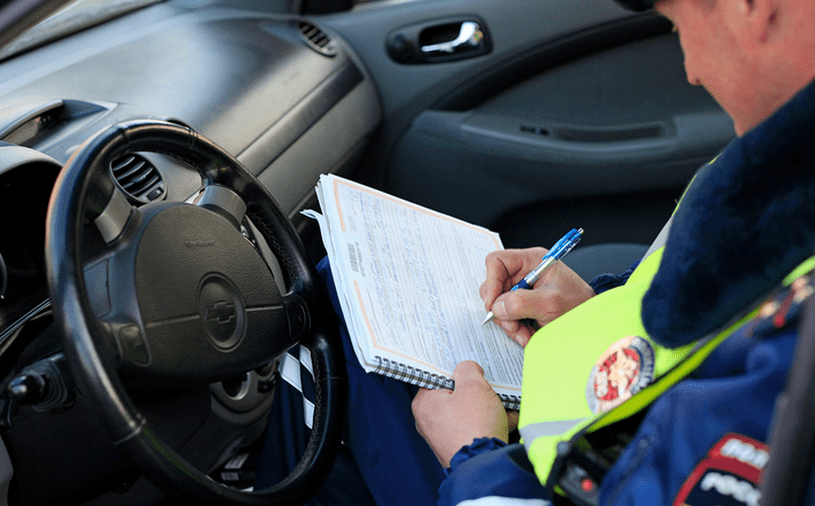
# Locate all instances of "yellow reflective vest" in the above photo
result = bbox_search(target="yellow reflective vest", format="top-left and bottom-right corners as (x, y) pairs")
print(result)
(518, 238), (815, 496)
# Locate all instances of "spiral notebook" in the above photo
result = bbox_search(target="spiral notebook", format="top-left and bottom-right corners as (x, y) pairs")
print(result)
(304, 174), (523, 410)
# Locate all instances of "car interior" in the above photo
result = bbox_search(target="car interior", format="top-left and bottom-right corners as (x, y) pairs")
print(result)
(0, 0), (735, 504)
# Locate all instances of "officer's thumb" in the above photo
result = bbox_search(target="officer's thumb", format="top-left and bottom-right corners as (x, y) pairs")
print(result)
(453, 360), (487, 390)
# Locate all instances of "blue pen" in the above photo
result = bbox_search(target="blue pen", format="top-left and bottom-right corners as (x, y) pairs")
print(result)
(481, 228), (583, 325)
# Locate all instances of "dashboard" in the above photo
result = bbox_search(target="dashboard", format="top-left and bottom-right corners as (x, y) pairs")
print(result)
(0, 1), (380, 504)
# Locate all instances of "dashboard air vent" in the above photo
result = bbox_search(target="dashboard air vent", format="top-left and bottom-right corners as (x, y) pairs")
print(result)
(298, 21), (337, 57)
(111, 154), (165, 203)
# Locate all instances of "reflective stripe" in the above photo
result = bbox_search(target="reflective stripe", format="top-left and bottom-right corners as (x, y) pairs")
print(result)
(642, 214), (672, 261)
(279, 350), (302, 391)
(456, 497), (552, 506)
(520, 418), (588, 454)
(303, 396), (315, 430)
(639, 164), (703, 261)
(299, 344), (314, 376)
(279, 346), (316, 429)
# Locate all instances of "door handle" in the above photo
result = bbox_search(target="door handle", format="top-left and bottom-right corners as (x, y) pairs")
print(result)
(386, 18), (491, 64)
(420, 21), (485, 57)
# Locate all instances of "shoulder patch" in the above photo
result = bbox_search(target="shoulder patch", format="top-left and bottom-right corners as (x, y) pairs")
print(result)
(673, 433), (768, 506)
(585, 336), (654, 414)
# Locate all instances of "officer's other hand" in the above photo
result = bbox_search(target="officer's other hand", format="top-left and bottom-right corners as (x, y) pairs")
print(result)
(479, 247), (595, 347)
(412, 361), (510, 468)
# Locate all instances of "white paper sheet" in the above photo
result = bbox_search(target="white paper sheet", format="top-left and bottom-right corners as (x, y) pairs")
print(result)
(309, 174), (523, 402)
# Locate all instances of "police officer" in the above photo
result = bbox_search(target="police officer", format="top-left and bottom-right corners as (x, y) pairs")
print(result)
(413, 0), (815, 504)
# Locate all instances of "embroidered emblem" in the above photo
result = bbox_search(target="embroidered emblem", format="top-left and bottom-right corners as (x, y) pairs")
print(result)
(585, 336), (655, 414)
(673, 433), (768, 506)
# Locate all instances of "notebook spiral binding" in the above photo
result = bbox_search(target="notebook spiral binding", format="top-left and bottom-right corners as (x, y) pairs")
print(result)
(373, 356), (520, 411)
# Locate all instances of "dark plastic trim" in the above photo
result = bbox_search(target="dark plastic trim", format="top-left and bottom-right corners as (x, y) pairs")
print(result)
(433, 12), (672, 112)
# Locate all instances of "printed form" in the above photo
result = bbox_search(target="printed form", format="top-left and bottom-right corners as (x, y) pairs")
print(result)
(305, 174), (523, 400)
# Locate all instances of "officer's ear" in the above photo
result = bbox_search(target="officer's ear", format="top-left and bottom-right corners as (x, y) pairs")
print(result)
(727, 0), (778, 46)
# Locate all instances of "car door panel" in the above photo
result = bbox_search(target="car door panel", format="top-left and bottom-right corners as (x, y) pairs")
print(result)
(320, 0), (734, 251)
(320, 0), (633, 147)
(386, 31), (733, 231)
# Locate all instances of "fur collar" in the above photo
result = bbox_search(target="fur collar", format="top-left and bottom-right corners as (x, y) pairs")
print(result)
(642, 79), (815, 348)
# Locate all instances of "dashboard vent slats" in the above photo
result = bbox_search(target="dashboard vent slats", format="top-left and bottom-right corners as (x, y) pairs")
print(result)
(297, 21), (337, 57)
(111, 154), (165, 203)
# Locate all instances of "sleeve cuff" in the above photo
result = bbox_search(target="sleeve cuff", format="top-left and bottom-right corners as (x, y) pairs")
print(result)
(589, 262), (639, 294)
(446, 437), (508, 474)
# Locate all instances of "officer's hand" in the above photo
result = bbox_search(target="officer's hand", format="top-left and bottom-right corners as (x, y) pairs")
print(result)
(412, 361), (510, 468)
(479, 247), (595, 347)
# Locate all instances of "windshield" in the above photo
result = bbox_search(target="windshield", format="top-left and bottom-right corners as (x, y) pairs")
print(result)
(0, 0), (164, 61)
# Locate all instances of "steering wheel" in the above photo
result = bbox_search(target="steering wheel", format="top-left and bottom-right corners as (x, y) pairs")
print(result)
(44, 119), (346, 504)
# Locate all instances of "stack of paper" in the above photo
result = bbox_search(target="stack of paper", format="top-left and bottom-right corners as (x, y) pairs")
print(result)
(303, 174), (523, 410)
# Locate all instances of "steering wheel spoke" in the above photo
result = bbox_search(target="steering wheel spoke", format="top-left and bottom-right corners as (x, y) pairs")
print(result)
(93, 186), (135, 244)
(196, 184), (247, 230)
